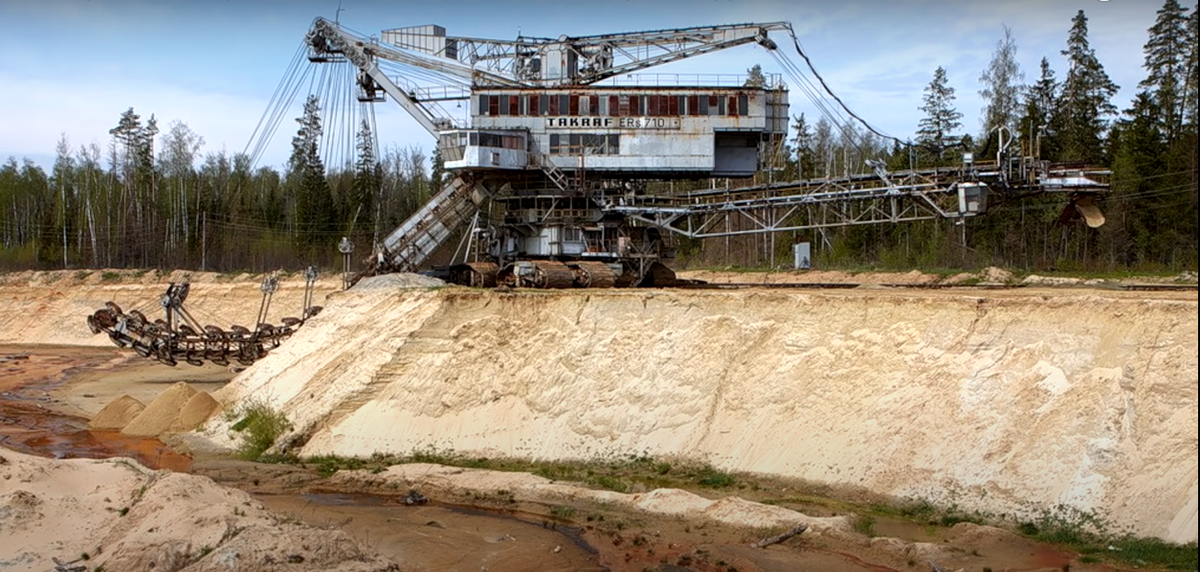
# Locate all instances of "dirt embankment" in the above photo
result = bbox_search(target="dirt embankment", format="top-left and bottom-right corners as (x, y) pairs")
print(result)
(176, 277), (1199, 544)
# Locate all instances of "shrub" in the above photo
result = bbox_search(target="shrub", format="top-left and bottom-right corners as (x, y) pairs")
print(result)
(853, 514), (877, 536)
(230, 399), (293, 460)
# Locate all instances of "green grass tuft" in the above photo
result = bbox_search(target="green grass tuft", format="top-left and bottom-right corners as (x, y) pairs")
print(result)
(853, 513), (877, 536)
(229, 399), (293, 461)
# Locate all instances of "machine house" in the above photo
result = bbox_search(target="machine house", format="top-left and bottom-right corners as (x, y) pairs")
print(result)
(439, 84), (789, 177)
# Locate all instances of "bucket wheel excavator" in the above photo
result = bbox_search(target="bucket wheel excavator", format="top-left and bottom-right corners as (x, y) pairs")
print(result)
(300, 17), (1108, 289)
(86, 269), (323, 367)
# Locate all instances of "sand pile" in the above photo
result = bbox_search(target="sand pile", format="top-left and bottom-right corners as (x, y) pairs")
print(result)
(88, 395), (146, 430)
(171, 391), (221, 433)
(0, 448), (400, 572)
(979, 266), (1014, 283)
(352, 272), (446, 290)
(118, 382), (219, 437)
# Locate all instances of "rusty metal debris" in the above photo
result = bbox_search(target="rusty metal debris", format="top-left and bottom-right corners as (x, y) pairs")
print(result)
(86, 268), (322, 367)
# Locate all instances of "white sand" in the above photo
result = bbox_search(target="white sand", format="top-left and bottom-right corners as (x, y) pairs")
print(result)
(204, 285), (1198, 543)
(0, 449), (398, 572)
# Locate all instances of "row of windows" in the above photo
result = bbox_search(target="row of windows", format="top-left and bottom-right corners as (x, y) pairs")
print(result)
(548, 133), (620, 155)
(440, 132), (525, 150)
(479, 94), (750, 118)
(439, 132), (621, 156)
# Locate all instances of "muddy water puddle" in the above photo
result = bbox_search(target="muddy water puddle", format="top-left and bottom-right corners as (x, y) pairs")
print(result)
(255, 492), (603, 572)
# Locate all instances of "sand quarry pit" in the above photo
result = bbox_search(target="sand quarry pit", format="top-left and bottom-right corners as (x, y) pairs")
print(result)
(0, 267), (1197, 572)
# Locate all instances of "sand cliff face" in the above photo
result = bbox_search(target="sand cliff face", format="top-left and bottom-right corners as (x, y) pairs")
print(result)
(204, 284), (1197, 544)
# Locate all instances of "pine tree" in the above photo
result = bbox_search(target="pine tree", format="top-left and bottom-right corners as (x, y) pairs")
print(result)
(430, 146), (446, 192)
(1184, 4), (1199, 128)
(109, 108), (142, 184)
(352, 119), (380, 240)
(289, 94), (334, 250)
(1111, 92), (1168, 265)
(1140, 0), (1192, 140)
(1113, 0), (1200, 269)
(916, 66), (963, 165)
(790, 113), (815, 180)
(1059, 10), (1120, 164)
(1017, 58), (1060, 160)
(978, 25), (1024, 157)
(744, 64), (766, 88)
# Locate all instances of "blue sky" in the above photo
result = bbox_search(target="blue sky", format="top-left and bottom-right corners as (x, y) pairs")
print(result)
(0, 0), (1165, 173)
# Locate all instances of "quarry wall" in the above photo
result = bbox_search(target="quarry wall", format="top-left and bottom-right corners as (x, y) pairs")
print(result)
(207, 282), (1197, 543)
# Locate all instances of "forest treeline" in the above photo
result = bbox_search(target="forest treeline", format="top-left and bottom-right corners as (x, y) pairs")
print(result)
(1, 4), (1196, 274)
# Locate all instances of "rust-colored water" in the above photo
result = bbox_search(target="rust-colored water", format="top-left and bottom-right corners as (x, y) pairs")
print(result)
(0, 345), (192, 472)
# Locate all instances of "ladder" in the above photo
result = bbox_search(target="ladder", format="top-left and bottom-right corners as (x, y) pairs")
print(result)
(375, 174), (488, 272)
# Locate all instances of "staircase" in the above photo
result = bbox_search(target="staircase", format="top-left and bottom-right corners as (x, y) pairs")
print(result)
(537, 154), (573, 193)
(376, 174), (486, 272)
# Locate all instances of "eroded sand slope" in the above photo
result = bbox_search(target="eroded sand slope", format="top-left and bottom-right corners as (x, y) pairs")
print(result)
(0, 449), (396, 572)
(202, 283), (1198, 544)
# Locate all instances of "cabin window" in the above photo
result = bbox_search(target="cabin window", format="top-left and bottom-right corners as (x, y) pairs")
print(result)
(528, 94), (540, 116)
(470, 132), (525, 150)
(738, 94), (749, 116)
(439, 133), (465, 162)
(549, 133), (620, 155)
